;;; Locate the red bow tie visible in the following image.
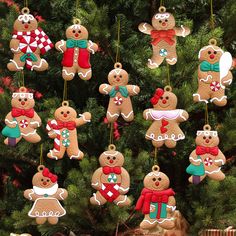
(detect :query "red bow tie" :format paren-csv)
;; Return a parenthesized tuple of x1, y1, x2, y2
(42, 168, 58, 183)
(151, 29, 176, 46)
(150, 88, 164, 105)
(11, 108, 34, 118)
(103, 166, 121, 175)
(196, 146, 219, 156)
(55, 120, 76, 130)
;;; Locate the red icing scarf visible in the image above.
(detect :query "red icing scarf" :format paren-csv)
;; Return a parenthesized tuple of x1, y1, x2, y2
(196, 146, 219, 156)
(11, 108, 34, 118)
(151, 29, 176, 46)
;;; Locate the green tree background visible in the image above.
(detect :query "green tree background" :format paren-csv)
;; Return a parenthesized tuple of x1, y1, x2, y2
(0, 0, 236, 235)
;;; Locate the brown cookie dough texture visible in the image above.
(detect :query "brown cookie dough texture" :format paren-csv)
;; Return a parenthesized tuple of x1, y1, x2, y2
(193, 39, 234, 106)
(55, 18, 98, 81)
(138, 6, 190, 68)
(135, 165, 176, 230)
(186, 124, 226, 185)
(46, 101, 91, 160)
(90, 144, 131, 207)
(99, 62, 140, 123)
(24, 165, 68, 225)
(7, 7, 53, 72)
(143, 86, 189, 148)
(2, 86, 41, 146)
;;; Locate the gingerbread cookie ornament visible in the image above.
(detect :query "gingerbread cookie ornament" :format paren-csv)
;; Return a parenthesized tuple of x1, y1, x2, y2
(193, 39, 233, 106)
(138, 6, 190, 68)
(99, 62, 140, 123)
(46, 101, 91, 160)
(55, 18, 98, 81)
(135, 165, 176, 230)
(2, 87, 41, 146)
(7, 7, 53, 71)
(186, 125, 226, 184)
(143, 86, 189, 148)
(90, 144, 131, 207)
(24, 165, 68, 225)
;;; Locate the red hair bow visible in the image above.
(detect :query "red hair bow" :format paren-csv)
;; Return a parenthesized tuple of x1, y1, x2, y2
(42, 168, 58, 183)
(150, 88, 164, 105)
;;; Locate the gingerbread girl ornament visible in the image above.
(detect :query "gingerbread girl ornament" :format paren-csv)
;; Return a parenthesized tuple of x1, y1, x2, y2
(46, 101, 91, 160)
(90, 144, 131, 207)
(193, 39, 233, 106)
(138, 6, 190, 68)
(143, 86, 189, 148)
(186, 125, 226, 184)
(2, 87, 41, 146)
(24, 165, 68, 225)
(7, 7, 53, 71)
(135, 165, 176, 230)
(55, 18, 98, 81)
(99, 62, 140, 123)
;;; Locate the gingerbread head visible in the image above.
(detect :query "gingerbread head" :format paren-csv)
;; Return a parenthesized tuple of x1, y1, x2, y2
(54, 104, 78, 123)
(108, 63, 129, 86)
(151, 11, 176, 30)
(136, 165, 176, 230)
(65, 23, 89, 41)
(24, 165, 68, 225)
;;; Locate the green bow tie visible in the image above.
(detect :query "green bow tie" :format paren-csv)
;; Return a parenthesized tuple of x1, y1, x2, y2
(200, 61, 220, 72)
(66, 39, 88, 48)
(20, 52, 37, 62)
(109, 86, 129, 98)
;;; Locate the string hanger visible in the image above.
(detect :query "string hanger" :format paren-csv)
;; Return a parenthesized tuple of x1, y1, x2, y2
(24, 0, 28, 8)
(115, 16, 121, 63)
(210, 0, 215, 30)
(160, 0, 165, 7)
(39, 144, 44, 165)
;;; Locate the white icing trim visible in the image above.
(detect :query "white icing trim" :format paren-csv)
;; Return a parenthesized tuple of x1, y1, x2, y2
(193, 93, 209, 103)
(154, 13, 170, 20)
(210, 96, 227, 103)
(180, 25, 186, 37)
(31, 59, 47, 71)
(70, 24, 81, 30)
(21, 129, 36, 136)
(33, 184, 58, 196)
(167, 205, 176, 211)
(215, 159, 225, 165)
(93, 193, 101, 205)
(132, 85, 138, 95)
(59, 189, 65, 200)
(78, 69, 91, 78)
(198, 46, 224, 59)
(166, 58, 177, 63)
(9, 59, 23, 70)
(5, 119, 17, 125)
(18, 14, 34, 23)
(28, 189, 34, 200)
(145, 109, 152, 120)
(102, 84, 109, 94)
(11, 47, 20, 53)
(190, 157, 202, 163)
(113, 69, 122, 75)
(223, 79, 232, 85)
(107, 111, 119, 118)
(79, 114, 91, 122)
(30, 121, 40, 127)
(103, 151, 118, 156)
(179, 110, 187, 121)
(121, 111, 133, 119)
(200, 75, 212, 82)
(58, 40, 65, 53)
(140, 23, 148, 32)
(69, 150, 82, 159)
(147, 172, 160, 177)
(116, 195, 127, 206)
(63, 69, 75, 77)
(143, 219, 158, 225)
(196, 130, 218, 136)
(157, 217, 175, 223)
(49, 150, 58, 160)
(119, 186, 129, 192)
(205, 167, 221, 174)
(88, 40, 95, 54)
(91, 182, 99, 186)
(148, 59, 158, 68)
(12, 92, 33, 99)
(146, 133, 185, 141)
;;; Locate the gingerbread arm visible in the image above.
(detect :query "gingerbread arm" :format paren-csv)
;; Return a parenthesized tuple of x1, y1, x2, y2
(198, 65, 213, 84)
(166, 196, 176, 213)
(99, 84, 113, 95)
(119, 167, 130, 194)
(143, 109, 155, 121)
(126, 85, 140, 96)
(221, 72, 233, 86)
(55, 40, 67, 53)
(174, 25, 190, 37)
(24, 189, 38, 201)
(91, 168, 103, 190)
(176, 110, 189, 122)
(53, 188, 68, 200)
(189, 150, 201, 166)
(214, 150, 226, 167)
(87, 40, 98, 54)
(9, 39, 20, 54)
(138, 22, 154, 35)
(30, 112, 42, 129)
(4, 112, 17, 128)
(75, 112, 91, 127)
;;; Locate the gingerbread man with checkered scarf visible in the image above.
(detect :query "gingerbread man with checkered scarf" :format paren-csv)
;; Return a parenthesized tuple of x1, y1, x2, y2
(46, 101, 91, 160)
(90, 145, 131, 207)
(186, 125, 226, 185)
(7, 8, 53, 72)
(193, 40, 234, 106)
(2, 87, 41, 146)
(99, 62, 140, 123)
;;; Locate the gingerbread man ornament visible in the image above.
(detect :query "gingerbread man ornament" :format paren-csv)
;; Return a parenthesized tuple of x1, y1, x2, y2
(90, 144, 131, 207)
(55, 18, 98, 81)
(138, 6, 190, 68)
(99, 62, 140, 123)
(46, 101, 91, 160)
(143, 86, 189, 148)
(186, 125, 226, 184)
(135, 165, 176, 230)
(2, 87, 41, 146)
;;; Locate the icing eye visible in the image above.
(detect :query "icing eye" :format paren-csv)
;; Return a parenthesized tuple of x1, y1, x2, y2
(47, 179, 50, 182)
(160, 96, 163, 100)
(159, 20, 162, 23)
(119, 75, 122, 78)
(166, 96, 169, 100)
(158, 177, 162, 181)
(113, 156, 116, 160)
(18, 98, 22, 102)
(107, 156, 110, 160)
(67, 111, 70, 114)
(73, 30, 76, 33)
(28, 21, 31, 24)
(209, 136, 212, 139)
(22, 21, 25, 24)
(41, 179, 44, 181)
(208, 51, 211, 54)
(214, 51, 217, 54)
(78, 30, 81, 33)
(24, 98, 27, 101)
(152, 178, 156, 181)
(114, 75, 117, 78)
(165, 19, 168, 22)
(61, 111, 64, 114)
(203, 136, 206, 139)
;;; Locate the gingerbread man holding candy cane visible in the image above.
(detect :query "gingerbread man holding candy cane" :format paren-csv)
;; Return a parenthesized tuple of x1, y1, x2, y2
(138, 6, 190, 68)
(55, 19, 98, 81)
(99, 62, 140, 123)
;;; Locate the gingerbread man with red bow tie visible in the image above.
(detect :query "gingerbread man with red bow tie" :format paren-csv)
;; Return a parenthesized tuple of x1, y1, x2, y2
(138, 6, 190, 68)
(2, 87, 41, 146)
(186, 125, 226, 184)
(46, 101, 91, 160)
(90, 145, 131, 207)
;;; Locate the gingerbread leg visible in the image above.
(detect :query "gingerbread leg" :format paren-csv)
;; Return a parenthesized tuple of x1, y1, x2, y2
(4, 136, 22, 146)
(147, 54, 164, 69)
(207, 171, 225, 181)
(113, 195, 131, 207)
(166, 50, 177, 65)
(78, 67, 92, 80)
(193, 90, 210, 103)
(47, 145, 66, 160)
(106, 102, 120, 123)
(31, 56, 48, 71)
(7, 54, 25, 71)
(48, 217, 58, 225)
(67, 144, 84, 160)
(36, 217, 47, 225)
(210, 89, 227, 106)
(62, 67, 76, 81)
(188, 174, 206, 184)
(152, 140, 164, 148)
(158, 217, 175, 229)
(165, 140, 177, 148)
(23, 133, 41, 143)
(90, 191, 107, 206)
(140, 215, 158, 229)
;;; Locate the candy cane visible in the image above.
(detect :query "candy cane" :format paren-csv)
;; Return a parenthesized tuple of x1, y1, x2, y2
(46, 120, 60, 153)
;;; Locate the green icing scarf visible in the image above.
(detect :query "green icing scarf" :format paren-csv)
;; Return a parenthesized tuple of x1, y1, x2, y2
(200, 61, 220, 72)
(109, 86, 129, 98)
(66, 39, 88, 48)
